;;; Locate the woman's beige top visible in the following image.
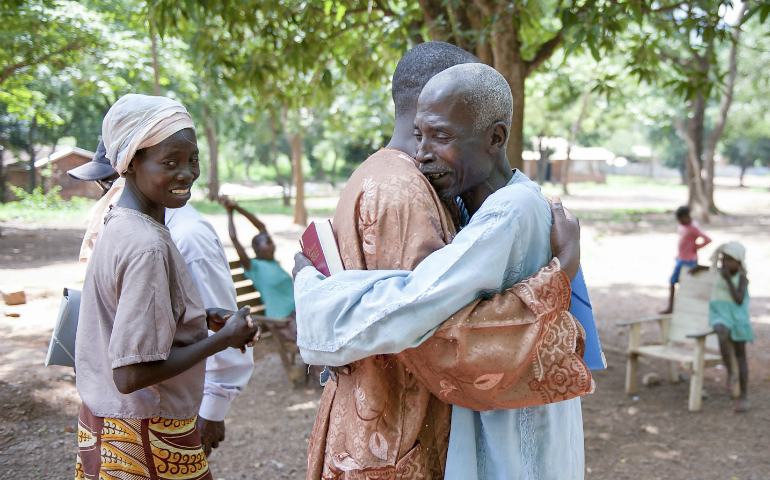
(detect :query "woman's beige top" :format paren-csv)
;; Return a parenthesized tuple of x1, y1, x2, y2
(75, 207, 208, 419)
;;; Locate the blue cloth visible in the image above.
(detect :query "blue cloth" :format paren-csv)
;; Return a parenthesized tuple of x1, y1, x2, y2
(243, 259, 295, 318)
(709, 272, 753, 342)
(570, 266, 606, 370)
(294, 171, 584, 480)
(670, 258, 698, 285)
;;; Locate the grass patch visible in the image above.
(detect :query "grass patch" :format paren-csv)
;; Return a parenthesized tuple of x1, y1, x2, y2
(573, 207, 670, 223)
(540, 175, 686, 197)
(0, 196, 95, 222)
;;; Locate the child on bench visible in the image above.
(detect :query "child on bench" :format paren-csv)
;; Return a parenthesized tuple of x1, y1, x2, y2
(219, 196, 296, 340)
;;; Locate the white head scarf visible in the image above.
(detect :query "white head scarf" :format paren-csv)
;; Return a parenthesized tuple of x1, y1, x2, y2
(79, 94, 195, 262)
(710, 241, 747, 273)
(102, 94, 195, 176)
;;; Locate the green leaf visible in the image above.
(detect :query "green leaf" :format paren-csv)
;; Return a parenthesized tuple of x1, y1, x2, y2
(336, 5, 347, 22)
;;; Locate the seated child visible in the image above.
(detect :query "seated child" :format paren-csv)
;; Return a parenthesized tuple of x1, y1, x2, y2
(709, 242, 753, 412)
(219, 196, 296, 338)
(661, 205, 711, 313)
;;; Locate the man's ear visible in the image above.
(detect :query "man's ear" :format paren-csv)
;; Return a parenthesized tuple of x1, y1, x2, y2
(124, 160, 135, 175)
(487, 122, 508, 154)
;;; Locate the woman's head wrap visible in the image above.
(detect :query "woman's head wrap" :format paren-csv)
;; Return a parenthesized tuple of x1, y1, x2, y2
(102, 93, 195, 176)
(79, 94, 195, 262)
(710, 241, 746, 273)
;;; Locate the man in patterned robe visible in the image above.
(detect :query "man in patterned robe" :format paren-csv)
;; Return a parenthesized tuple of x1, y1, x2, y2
(299, 44, 589, 480)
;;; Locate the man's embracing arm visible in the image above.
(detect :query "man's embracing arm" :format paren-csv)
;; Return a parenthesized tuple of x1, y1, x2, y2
(398, 258, 592, 411)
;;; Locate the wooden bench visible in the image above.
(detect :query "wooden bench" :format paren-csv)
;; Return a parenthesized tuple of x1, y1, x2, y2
(618, 268, 739, 411)
(229, 258, 306, 386)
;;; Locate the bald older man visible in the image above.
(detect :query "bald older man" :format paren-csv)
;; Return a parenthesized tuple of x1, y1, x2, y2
(295, 59, 590, 478)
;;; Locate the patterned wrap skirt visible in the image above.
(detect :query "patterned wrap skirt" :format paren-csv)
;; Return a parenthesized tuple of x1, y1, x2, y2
(75, 404, 213, 480)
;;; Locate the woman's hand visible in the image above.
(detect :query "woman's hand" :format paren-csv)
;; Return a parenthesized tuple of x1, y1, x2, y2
(206, 308, 233, 332)
(292, 251, 314, 280)
(216, 307, 261, 351)
(550, 196, 580, 281)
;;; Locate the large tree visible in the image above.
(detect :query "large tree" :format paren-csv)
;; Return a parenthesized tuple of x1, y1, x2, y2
(413, 0, 645, 171)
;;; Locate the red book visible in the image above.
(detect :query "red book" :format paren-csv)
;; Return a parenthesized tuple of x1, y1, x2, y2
(300, 220, 345, 277)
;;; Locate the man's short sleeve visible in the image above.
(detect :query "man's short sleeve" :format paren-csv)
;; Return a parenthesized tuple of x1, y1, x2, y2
(109, 249, 176, 369)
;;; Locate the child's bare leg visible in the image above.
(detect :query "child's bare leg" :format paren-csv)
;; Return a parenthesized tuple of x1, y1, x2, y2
(734, 341, 748, 400)
(660, 285, 675, 314)
(714, 324, 734, 386)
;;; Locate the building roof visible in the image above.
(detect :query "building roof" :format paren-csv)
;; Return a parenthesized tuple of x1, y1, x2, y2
(34, 146, 95, 167)
(3, 145, 95, 169)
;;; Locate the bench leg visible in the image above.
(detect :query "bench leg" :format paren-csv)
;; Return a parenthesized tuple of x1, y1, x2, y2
(262, 323, 301, 387)
(625, 324, 641, 395)
(668, 361, 679, 383)
(626, 353, 639, 395)
(688, 338, 707, 412)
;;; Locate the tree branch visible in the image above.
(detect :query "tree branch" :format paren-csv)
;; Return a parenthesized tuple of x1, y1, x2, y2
(525, 32, 563, 77)
(0, 42, 82, 86)
(704, 2, 748, 161)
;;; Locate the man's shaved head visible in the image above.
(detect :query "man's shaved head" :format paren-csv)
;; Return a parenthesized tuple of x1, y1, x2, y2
(391, 42, 480, 119)
(421, 63, 513, 141)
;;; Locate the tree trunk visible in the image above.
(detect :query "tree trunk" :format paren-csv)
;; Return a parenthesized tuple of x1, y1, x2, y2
(702, 2, 748, 213)
(563, 87, 592, 196)
(27, 116, 37, 192)
(482, 9, 526, 173)
(0, 145, 6, 203)
(286, 131, 307, 226)
(281, 106, 307, 226)
(685, 94, 705, 208)
(268, 109, 291, 206)
(329, 150, 340, 188)
(150, 21, 161, 96)
(674, 118, 709, 222)
(739, 165, 746, 187)
(203, 105, 219, 201)
(506, 75, 525, 172)
(536, 135, 550, 184)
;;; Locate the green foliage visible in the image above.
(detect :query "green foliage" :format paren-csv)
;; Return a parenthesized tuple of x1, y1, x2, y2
(5, 184, 90, 213)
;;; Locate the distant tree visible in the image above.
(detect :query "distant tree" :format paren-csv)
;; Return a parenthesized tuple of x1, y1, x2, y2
(723, 137, 770, 186)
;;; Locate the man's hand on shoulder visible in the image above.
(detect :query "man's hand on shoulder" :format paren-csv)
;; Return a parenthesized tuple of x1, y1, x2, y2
(292, 251, 314, 280)
(549, 196, 580, 280)
(196, 416, 225, 457)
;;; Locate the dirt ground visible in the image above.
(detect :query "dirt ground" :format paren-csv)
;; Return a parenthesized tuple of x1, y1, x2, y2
(1, 180, 769, 479)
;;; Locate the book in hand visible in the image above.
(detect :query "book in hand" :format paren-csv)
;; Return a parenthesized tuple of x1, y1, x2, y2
(300, 220, 345, 277)
(570, 266, 607, 370)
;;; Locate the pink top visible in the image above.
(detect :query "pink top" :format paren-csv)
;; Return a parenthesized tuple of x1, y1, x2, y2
(678, 221, 711, 262)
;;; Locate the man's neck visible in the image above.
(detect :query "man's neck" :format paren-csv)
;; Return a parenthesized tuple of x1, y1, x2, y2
(459, 159, 514, 217)
(384, 114, 416, 157)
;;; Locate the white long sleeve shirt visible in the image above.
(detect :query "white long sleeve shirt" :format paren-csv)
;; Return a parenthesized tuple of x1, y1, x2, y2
(166, 204, 255, 421)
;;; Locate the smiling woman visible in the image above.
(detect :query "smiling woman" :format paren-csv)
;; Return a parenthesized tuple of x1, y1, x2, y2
(73, 94, 260, 480)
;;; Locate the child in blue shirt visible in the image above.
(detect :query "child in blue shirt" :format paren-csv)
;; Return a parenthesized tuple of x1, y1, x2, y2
(219, 197, 296, 330)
